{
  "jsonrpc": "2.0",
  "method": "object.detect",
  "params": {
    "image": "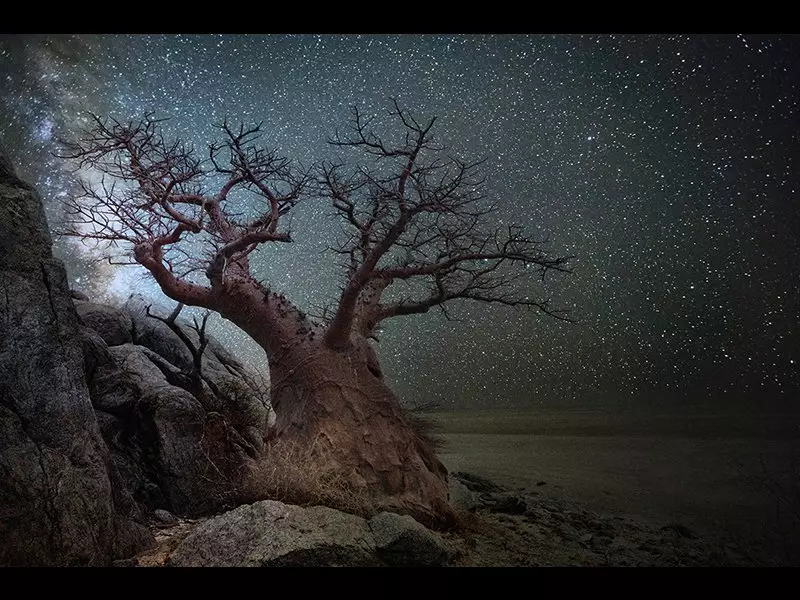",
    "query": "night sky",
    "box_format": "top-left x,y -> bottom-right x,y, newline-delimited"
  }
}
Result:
1,34 -> 798,412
